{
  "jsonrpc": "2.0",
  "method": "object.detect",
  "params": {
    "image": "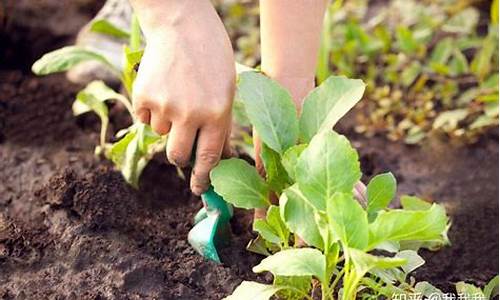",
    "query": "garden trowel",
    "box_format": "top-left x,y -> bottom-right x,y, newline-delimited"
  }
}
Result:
187,185 -> 233,263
